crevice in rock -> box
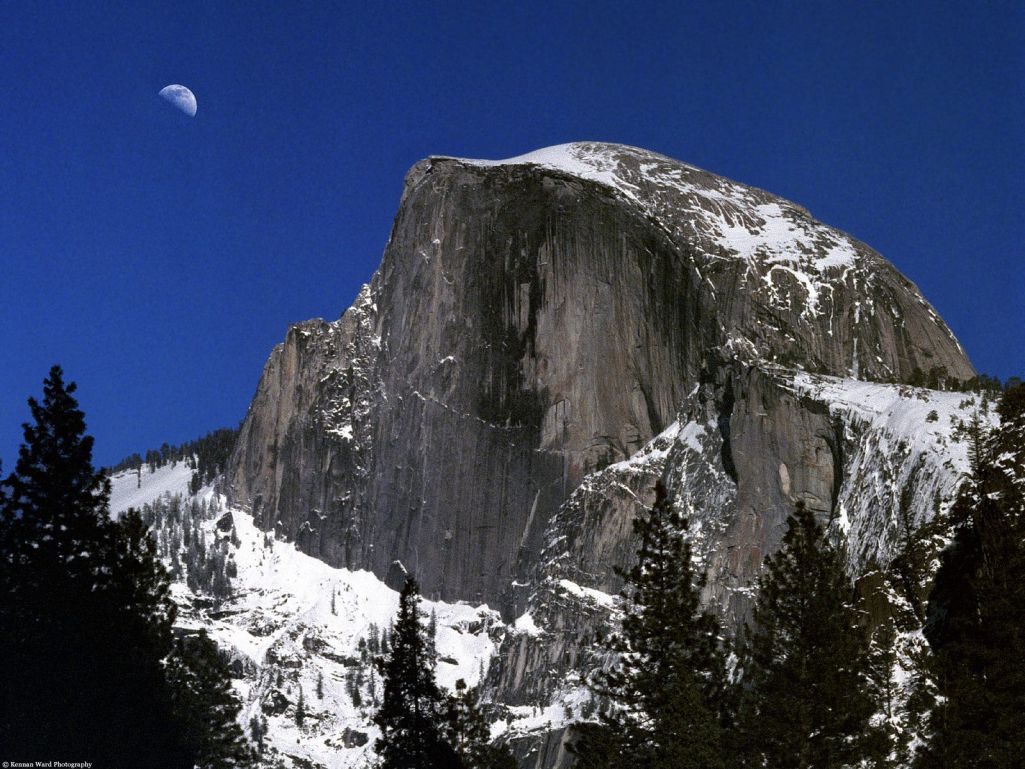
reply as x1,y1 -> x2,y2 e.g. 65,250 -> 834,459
718,378 -> 738,484
827,415 -> 846,518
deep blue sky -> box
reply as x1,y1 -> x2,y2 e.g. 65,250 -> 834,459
2,2 -> 1022,468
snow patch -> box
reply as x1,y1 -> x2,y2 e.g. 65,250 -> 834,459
512,611 -> 542,636
109,462 -> 194,517
557,579 -> 617,609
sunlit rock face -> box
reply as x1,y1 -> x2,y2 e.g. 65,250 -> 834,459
220,142 -> 985,766
226,142 -> 973,622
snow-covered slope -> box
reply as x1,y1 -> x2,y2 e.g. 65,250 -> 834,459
120,465 -> 505,769
186,504 -> 502,768
109,462 -> 194,516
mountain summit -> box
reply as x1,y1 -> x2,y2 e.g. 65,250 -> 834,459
226,140 -> 971,607
108,142 -> 992,767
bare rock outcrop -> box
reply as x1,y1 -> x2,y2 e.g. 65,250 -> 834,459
221,142 -> 982,766
226,143 -> 971,620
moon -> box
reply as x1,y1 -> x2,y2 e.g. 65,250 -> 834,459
158,84 -> 197,117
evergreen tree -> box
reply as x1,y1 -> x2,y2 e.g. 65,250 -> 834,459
737,501 -> 877,769
167,631 -> 254,768
569,721 -> 624,769
296,686 -> 306,727
374,576 -> 462,769
862,497 -> 948,768
917,385 -> 1025,769
444,678 -> 517,769
249,716 -> 267,755
0,367 -> 182,764
0,367 -> 253,768
571,481 -> 730,769
864,614 -> 903,768
348,667 -> 365,707
428,608 -> 439,658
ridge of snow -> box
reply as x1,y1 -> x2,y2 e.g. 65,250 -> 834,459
125,464 -> 503,769
788,373 -> 999,567
453,142 -> 648,205
604,419 -> 682,473
449,143 -> 858,268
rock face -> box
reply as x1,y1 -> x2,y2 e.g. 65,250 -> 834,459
487,372 -> 990,749
226,142 -> 972,614
217,142 -> 986,767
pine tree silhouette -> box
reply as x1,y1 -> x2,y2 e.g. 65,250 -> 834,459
737,501 -> 877,769
571,481 -> 730,769
167,630 -> 253,767
374,576 -> 461,769
444,678 -> 516,769
917,384 -> 1025,769
0,366 -> 254,768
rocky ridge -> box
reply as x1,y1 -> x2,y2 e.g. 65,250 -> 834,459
205,142 -> 984,766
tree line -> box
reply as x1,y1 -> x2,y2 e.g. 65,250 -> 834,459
846,363 -> 1019,395
906,366 -> 1022,394
109,425 -> 239,494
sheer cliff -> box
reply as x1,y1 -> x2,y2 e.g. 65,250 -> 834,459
226,142 -> 972,615
185,141 -> 992,768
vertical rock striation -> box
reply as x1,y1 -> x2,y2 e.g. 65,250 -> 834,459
227,142 -> 972,614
